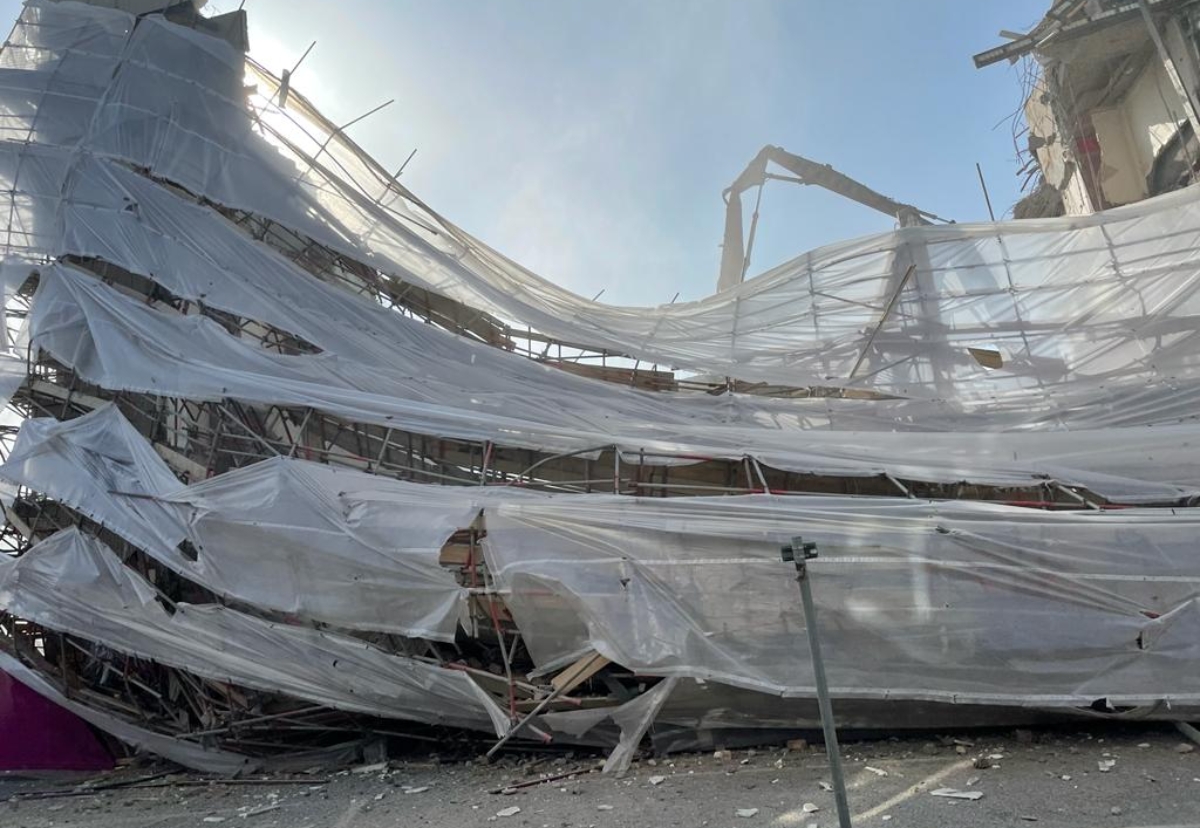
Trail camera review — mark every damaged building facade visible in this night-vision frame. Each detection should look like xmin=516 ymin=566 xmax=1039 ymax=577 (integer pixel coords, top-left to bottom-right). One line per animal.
xmin=3 ymin=0 xmax=1200 ymax=773
xmin=979 ymin=0 xmax=1200 ymax=217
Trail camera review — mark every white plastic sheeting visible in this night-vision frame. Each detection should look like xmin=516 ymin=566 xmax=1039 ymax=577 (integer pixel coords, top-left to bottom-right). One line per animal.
xmin=484 ymin=495 xmax=1200 ymax=708
xmin=601 ymin=678 xmax=679 ymax=775
xmin=2 ymin=402 xmax=190 ymax=554
xmin=1 ymin=0 xmax=1200 ymax=755
xmin=0 ymin=3 xmax=1194 ymax=497
xmin=21 ymin=262 xmax=1200 ymax=501
xmin=0 ymin=528 xmax=509 ymax=735
xmin=8 ymin=404 xmax=1200 ymax=717
xmin=0 ymin=405 xmax=476 ymax=641
xmin=6 ymin=0 xmax=1200 ymax=423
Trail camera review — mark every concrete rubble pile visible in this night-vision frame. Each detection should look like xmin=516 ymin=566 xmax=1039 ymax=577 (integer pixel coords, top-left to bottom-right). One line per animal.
xmin=2 ymin=0 xmax=1200 ymax=773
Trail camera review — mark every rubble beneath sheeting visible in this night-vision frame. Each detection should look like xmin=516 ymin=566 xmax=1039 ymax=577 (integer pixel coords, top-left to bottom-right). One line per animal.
xmin=3 ymin=726 xmax=1200 ymax=826
xmin=1 ymin=0 xmax=1200 ymax=774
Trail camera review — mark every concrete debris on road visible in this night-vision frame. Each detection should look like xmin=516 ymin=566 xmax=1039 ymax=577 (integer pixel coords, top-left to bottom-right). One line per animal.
xmin=931 ymin=788 xmax=984 ymax=801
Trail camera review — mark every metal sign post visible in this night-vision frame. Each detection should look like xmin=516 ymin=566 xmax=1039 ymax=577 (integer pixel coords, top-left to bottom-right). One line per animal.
xmin=782 ymin=537 xmax=853 ymax=828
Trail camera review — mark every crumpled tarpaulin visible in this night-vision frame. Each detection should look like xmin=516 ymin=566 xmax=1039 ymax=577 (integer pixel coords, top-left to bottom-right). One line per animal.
xmin=1 ymin=404 xmax=499 ymax=641
xmin=483 ymin=495 xmax=1200 ymax=708
xmin=8 ymin=0 xmax=1200 ymax=422
xmin=3 ymin=0 xmax=1200 ymax=771
xmin=0 ymin=529 xmax=509 ymax=736
xmin=16 ymin=259 xmax=1200 ymax=501
xmin=7 ymin=405 xmax=1200 ymax=713
xmin=5 ymin=0 xmax=1200 ymax=431
xmin=4 ymin=402 xmax=1200 ymax=777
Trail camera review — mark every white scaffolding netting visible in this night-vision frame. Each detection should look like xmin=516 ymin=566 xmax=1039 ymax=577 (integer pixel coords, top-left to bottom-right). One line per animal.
xmin=6 ymin=404 xmax=1200 ymax=711
xmin=4 ymin=0 xmax=1200 ymax=428
xmin=2 ymin=0 xmax=1200 ymax=759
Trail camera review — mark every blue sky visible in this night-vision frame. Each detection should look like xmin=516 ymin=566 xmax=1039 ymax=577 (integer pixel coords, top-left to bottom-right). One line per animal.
xmin=6 ymin=0 xmax=1051 ymax=305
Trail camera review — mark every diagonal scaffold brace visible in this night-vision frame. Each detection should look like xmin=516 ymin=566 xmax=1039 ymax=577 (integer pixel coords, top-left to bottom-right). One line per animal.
xmin=782 ymin=536 xmax=853 ymax=828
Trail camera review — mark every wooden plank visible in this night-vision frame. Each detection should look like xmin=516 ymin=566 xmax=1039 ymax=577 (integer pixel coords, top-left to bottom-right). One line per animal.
xmin=154 ymin=444 xmax=208 ymax=482
xmin=514 ymin=695 xmax=615 ymax=713
xmin=3 ymin=507 xmax=32 ymax=541
xmin=439 ymin=542 xmax=473 ymax=567
xmin=551 ymin=651 xmax=611 ymax=695
xmin=544 ymin=361 xmax=676 ymax=392
xmin=29 ymin=380 xmax=108 ymax=410
xmin=968 ymin=347 xmax=1004 ymax=370
xmin=469 ymin=594 xmax=513 ymax=624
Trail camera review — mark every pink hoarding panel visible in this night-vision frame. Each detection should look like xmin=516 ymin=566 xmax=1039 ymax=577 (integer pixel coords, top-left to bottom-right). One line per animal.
xmin=0 ymin=668 xmax=112 ymax=772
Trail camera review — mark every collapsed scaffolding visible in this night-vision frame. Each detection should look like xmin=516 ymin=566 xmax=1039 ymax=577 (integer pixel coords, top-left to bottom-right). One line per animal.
xmin=2 ymin=0 xmax=1200 ymax=773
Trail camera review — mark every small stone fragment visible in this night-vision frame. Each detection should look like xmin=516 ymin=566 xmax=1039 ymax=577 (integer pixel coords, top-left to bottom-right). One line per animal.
xmin=865 ymin=766 xmax=888 ymax=777
xmin=1098 ymin=759 xmax=1116 ymax=773
xmin=496 ymin=806 xmax=521 ymax=818
xmin=786 ymin=739 xmax=808 ymax=752
xmin=1177 ymin=743 xmax=1196 ymax=754
xmin=931 ymin=788 xmax=983 ymax=801
xmin=973 ymin=756 xmax=993 ymax=770
xmin=737 ymin=808 xmax=759 ymax=818
xmin=802 ymin=802 xmax=820 ymax=813
xmin=597 ymin=805 xmax=614 ymax=811
xmin=649 ymin=775 xmax=666 ymax=786
xmin=239 ymin=804 xmax=280 ymax=818
xmin=818 ymin=782 xmax=833 ymax=792
xmin=1111 ymin=806 xmax=1123 ymax=816
xmin=404 ymin=787 xmax=430 ymax=795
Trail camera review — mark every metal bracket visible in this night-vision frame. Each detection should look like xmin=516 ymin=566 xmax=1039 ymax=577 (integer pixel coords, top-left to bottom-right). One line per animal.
xmin=780 ymin=537 xmax=819 ymax=576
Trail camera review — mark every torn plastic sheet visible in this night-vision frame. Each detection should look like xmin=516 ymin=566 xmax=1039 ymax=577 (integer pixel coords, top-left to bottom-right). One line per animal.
xmin=22 ymin=263 xmax=1200 ymax=502
xmin=534 ymin=679 xmax=679 ymax=774
xmin=4 ymin=0 xmax=1200 ymax=415
xmin=19 ymin=406 xmax=1200 ymax=713
xmin=602 ymin=678 xmax=679 ymax=775
xmin=483 ymin=495 xmax=1200 ymax=707
xmin=11 ymin=0 xmax=1200 ymax=418
xmin=0 ymin=406 xmax=479 ymax=641
xmin=1 ymin=404 xmax=191 ymax=555
xmin=0 ymin=140 xmax=1187 ymax=439
xmin=0 ymin=260 xmax=31 ymax=412
xmin=11 ymin=411 xmax=1200 ymax=738
xmin=0 ymin=651 xmax=257 ymax=775
xmin=0 ymin=135 xmax=1196 ymax=492
xmin=0 ymin=529 xmax=509 ymax=736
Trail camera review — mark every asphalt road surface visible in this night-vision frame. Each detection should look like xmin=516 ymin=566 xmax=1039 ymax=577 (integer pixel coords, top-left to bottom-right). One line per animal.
xmin=3 ymin=723 xmax=1199 ymax=828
